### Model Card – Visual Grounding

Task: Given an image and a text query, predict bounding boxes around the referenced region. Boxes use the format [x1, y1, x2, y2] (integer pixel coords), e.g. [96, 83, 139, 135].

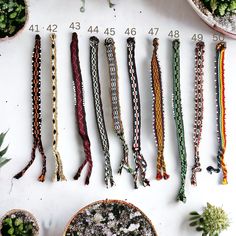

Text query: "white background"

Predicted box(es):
[1, 0, 236, 235]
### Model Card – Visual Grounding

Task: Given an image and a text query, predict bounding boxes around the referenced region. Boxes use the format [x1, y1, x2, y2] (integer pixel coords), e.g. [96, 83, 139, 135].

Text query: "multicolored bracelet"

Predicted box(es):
[127, 37, 150, 189]
[89, 36, 115, 188]
[172, 39, 187, 202]
[70, 32, 93, 185]
[207, 42, 228, 185]
[14, 35, 47, 182]
[50, 33, 66, 182]
[191, 41, 205, 186]
[104, 38, 135, 182]
[151, 38, 169, 181]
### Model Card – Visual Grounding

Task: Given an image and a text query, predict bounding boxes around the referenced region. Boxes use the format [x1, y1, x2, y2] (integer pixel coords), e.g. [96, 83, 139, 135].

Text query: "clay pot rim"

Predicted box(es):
[63, 199, 158, 236]
[0, 0, 29, 41]
[0, 209, 39, 236]
[187, 0, 236, 39]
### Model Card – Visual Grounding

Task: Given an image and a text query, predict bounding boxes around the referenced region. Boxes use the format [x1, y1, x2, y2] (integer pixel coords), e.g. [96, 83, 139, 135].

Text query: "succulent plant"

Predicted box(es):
[201, 0, 236, 16]
[1, 216, 34, 236]
[189, 203, 230, 236]
[0, 0, 27, 38]
[0, 132, 10, 168]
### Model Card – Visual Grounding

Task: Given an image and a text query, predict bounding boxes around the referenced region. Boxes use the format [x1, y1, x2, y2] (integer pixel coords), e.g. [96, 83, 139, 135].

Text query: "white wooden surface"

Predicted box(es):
[1, 0, 236, 235]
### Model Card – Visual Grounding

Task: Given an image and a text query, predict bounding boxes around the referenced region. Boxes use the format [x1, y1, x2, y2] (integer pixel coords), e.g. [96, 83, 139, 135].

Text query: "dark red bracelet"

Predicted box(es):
[70, 32, 93, 185]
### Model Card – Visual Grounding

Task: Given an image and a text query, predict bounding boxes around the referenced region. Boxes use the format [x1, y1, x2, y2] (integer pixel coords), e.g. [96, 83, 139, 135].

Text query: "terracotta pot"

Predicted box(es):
[187, 0, 236, 39]
[0, 209, 39, 236]
[63, 199, 158, 236]
[0, 0, 28, 41]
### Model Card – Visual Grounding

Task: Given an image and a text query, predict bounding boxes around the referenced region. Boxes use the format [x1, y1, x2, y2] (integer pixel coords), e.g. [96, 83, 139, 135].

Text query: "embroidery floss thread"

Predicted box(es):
[172, 39, 187, 202]
[71, 32, 93, 185]
[104, 38, 135, 182]
[50, 33, 66, 182]
[151, 38, 169, 181]
[191, 41, 205, 186]
[207, 42, 228, 185]
[89, 36, 115, 188]
[14, 35, 47, 182]
[127, 37, 150, 189]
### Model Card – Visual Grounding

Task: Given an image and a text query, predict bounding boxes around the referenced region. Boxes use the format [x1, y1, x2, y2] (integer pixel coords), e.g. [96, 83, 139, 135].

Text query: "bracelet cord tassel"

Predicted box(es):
[207, 42, 228, 185]
[172, 39, 187, 202]
[50, 33, 66, 182]
[191, 41, 205, 186]
[90, 36, 115, 188]
[151, 38, 169, 181]
[104, 38, 135, 181]
[127, 37, 150, 189]
[14, 35, 47, 182]
[71, 32, 93, 185]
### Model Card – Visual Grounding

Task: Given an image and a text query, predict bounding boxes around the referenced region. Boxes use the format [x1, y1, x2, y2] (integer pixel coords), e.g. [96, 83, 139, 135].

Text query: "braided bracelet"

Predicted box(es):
[50, 33, 66, 182]
[89, 36, 115, 188]
[191, 41, 205, 186]
[127, 37, 150, 189]
[172, 39, 187, 202]
[14, 35, 47, 182]
[71, 32, 93, 185]
[151, 38, 169, 181]
[207, 42, 228, 185]
[104, 38, 135, 182]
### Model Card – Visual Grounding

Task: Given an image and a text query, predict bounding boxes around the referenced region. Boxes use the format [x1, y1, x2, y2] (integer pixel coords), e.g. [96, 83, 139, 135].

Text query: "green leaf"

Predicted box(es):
[14, 218, 23, 226]
[9, 12, 17, 19]
[0, 158, 11, 168]
[210, 0, 218, 12]
[0, 145, 9, 157]
[190, 211, 200, 216]
[189, 221, 199, 227]
[0, 132, 7, 148]
[8, 227, 14, 235]
[218, 3, 228, 16]
[196, 226, 204, 231]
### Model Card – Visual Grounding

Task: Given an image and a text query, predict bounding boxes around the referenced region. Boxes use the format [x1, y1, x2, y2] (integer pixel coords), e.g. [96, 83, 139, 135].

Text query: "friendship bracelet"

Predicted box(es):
[172, 39, 187, 202]
[14, 35, 47, 182]
[127, 37, 150, 189]
[151, 38, 169, 181]
[191, 41, 205, 186]
[71, 32, 93, 185]
[89, 36, 115, 188]
[104, 38, 135, 181]
[207, 42, 228, 185]
[50, 33, 66, 182]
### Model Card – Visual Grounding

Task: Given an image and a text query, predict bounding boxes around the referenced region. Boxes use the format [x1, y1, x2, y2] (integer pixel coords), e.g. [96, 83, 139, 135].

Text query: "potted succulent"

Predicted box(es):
[0, 132, 10, 169]
[63, 199, 158, 236]
[0, 209, 39, 236]
[0, 0, 28, 39]
[187, 0, 236, 38]
[189, 203, 230, 236]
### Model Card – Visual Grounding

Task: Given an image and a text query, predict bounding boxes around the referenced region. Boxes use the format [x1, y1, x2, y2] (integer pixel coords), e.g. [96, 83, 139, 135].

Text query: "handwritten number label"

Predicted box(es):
[69, 22, 81, 31]
[148, 28, 159, 36]
[47, 24, 58, 33]
[125, 28, 136, 36]
[88, 26, 99, 34]
[29, 25, 39, 33]
[168, 30, 180, 39]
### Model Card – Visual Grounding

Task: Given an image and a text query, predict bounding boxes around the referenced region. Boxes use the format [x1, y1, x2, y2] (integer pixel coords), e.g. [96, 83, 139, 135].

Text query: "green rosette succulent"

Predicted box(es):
[202, 0, 236, 16]
[1, 216, 34, 236]
[0, 0, 27, 38]
[189, 203, 230, 236]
